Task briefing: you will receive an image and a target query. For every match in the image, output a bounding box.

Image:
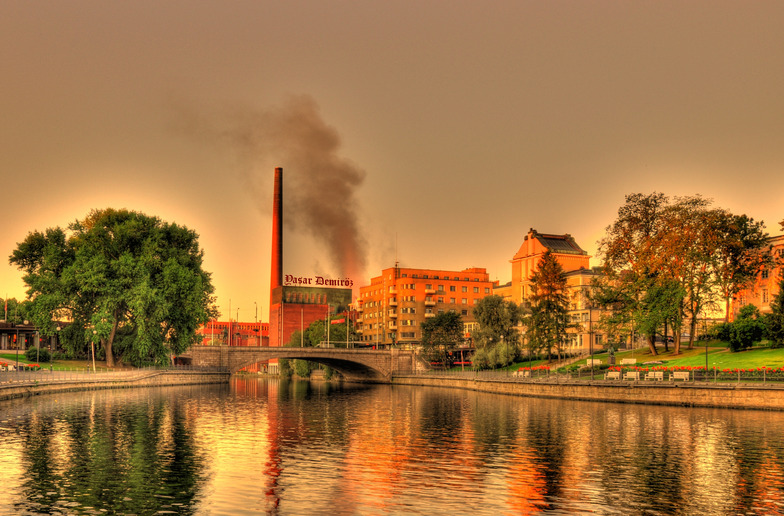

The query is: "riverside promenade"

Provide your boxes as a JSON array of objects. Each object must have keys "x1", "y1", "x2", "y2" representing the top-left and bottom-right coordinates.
[
  {"x1": 0, "y1": 367, "x2": 229, "y2": 401},
  {"x1": 393, "y1": 371, "x2": 784, "y2": 411},
  {"x1": 5, "y1": 365, "x2": 784, "y2": 411}
]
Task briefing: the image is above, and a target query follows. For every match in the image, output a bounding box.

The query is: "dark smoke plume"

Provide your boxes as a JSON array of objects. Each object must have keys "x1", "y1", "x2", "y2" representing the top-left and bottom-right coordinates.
[{"x1": 171, "y1": 95, "x2": 367, "y2": 281}]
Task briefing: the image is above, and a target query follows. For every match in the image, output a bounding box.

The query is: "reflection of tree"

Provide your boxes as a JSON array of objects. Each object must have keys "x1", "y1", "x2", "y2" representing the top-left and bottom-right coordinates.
[{"x1": 17, "y1": 389, "x2": 209, "y2": 514}]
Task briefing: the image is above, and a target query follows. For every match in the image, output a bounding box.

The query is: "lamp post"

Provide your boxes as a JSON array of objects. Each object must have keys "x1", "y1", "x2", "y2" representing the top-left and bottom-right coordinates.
[{"x1": 91, "y1": 330, "x2": 97, "y2": 373}]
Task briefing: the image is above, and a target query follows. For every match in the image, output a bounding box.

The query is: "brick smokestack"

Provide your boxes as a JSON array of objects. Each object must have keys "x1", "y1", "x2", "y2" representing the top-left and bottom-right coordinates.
[{"x1": 270, "y1": 167, "x2": 283, "y2": 293}]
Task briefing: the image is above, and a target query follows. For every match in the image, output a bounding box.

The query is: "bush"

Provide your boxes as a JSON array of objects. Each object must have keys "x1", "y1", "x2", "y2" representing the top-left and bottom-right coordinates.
[
  {"x1": 729, "y1": 305, "x2": 765, "y2": 352},
  {"x1": 25, "y1": 347, "x2": 51, "y2": 363}
]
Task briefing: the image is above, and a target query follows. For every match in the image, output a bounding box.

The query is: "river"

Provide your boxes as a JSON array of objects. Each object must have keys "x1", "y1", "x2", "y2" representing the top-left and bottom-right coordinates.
[{"x1": 2, "y1": 377, "x2": 784, "y2": 515}]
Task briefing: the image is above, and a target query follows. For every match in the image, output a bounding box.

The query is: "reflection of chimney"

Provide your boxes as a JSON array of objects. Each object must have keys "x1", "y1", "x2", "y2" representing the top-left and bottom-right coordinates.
[{"x1": 271, "y1": 167, "x2": 283, "y2": 292}]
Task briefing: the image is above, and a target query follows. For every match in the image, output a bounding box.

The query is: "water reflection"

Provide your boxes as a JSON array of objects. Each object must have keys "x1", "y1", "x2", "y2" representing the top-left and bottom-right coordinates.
[{"x1": 2, "y1": 379, "x2": 784, "y2": 514}]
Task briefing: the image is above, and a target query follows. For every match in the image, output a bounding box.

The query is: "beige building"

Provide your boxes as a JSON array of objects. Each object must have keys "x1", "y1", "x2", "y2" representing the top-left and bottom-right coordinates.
[
  {"x1": 504, "y1": 229, "x2": 607, "y2": 354},
  {"x1": 731, "y1": 234, "x2": 784, "y2": 320}
]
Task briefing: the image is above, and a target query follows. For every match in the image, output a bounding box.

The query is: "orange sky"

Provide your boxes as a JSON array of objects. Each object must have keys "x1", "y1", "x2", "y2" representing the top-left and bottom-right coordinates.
[{"x1": 2, "y1": 1, "x2": 783, "y2": 322}]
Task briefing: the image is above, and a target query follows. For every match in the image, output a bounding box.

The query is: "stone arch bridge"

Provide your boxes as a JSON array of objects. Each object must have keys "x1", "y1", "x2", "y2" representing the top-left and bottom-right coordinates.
[{"x1": 179, "y1": 346, "x2": 427, "y2": 381}]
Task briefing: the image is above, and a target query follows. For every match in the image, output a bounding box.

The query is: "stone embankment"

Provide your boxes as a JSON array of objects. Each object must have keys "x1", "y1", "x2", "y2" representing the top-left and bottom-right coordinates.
[
  {"x1": 0, "y1": 369, "x2": 229, "y2": 401},
  {"x1": 391, "y1": 374, "x2": 784, "y2": 411}
]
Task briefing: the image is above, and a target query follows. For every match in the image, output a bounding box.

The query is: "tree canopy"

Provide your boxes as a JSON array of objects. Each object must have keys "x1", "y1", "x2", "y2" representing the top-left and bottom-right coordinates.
[
  {"x1": 420, "y1": 311, "x2": 464, "y2": 365},
  {"x1": 596, "y1": 193, "x2": 770, "y2": 354},
  {"x1": 9, "y1": 208, "x2": 217, "y2": 366},
  {"x1": 471, "y1": 295, "x2": 522, "y2": 368}
]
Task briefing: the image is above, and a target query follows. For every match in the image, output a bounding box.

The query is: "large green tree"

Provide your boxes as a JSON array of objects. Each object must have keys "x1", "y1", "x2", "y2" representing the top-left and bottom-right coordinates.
[
  {"x1": 597, "y1": 192, "x2": 770, "y2": 355},
  {"x1": 9, "y1": 208, "x2": 217, "y2": 366},
  {"x1": 713, "y1": 214, "x2": 771, "y2": 322},
  {"x1": 420, "y1": 311, "x2": 464, "y2": 366},
  {"x1": 522, "y1": 250, "x2": 570, "y2": 361},
  {"x1": 471, "y1": 295, "x2": 522, "y2": 368}
]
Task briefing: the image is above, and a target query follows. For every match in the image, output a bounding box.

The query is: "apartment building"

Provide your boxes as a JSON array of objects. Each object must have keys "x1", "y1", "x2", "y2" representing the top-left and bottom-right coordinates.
[
  {"x1": 356, "y1": 266, "x2": 494, "y2": 347},
  {"x1": 731, "y1": 234, "x2": 784, "y2": 320}
]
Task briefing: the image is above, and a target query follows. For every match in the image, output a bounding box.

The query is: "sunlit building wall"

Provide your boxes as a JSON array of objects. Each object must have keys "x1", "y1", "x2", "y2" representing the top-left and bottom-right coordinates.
[
  {"x1": 356, "y1": 266, "x2": 494, "y2": 348},
  {"x1": 508, "y1": 228, "x2": 606, "y2": 354},
  {"x1": 731, "y1": 234, "x2": 784, "y2": 320}
]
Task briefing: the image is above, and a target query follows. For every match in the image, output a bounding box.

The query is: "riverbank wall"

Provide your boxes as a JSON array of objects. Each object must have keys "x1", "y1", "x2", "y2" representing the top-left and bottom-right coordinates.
[
  {"x1": 391, "y1": 375, "x2": 784, "y2": 411},
  {"x1": 0, "y1": 370, "x2": 230, "y2": 402}
]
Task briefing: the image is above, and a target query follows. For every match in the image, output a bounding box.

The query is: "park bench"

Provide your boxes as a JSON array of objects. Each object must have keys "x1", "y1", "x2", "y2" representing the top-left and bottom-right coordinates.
[
  {"x1": 670, "y1": 371, "x2": 690, "y2": 382},
  {"x1": 513, "y1": 370, "x2": 530, "y2": 377},
  {"x1": 624, "y1": 371, "x2": 640, "y2": 381},
  {"x1": 605, "y1": 371, "x2": 621, "y2": 380},
  {"x1": 645, "y1": 371, "x2": 664, "y2": 381},
  {"x1": 620, "y1": 358, "x2": 637, "y2": 365},
  {"x1": 587, "y1": 359, "x2": 602, "y2": 366}
]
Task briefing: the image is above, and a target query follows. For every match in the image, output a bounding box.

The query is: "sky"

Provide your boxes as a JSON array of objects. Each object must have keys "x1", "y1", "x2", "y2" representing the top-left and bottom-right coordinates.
[{"x1": 2, "y1": 1, "x2": 784, "y2": 323}]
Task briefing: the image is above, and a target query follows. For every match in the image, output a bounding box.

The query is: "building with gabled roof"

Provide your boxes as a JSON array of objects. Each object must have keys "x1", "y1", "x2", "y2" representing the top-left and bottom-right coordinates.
[
  {"x1": 510, "y1": 228, "x2": 591, "y2": 305},
  {"x1": 504, "y1": 228, "x2": 607, "y2": 355}
]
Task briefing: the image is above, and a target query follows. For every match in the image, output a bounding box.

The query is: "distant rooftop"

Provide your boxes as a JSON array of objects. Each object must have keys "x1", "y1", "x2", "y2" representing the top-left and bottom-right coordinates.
[{"x1": 514, "y1": 229, "x2": 587, "y2": 260}]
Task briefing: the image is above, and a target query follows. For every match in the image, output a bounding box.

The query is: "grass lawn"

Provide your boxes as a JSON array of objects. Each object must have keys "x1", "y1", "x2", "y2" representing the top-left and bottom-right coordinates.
[
  {"x1": 577, "y1": 342, "x2": 784, "y2": 370},
  {"x1": 0, "y1": 352, "x2": 92, "y2": 370}
]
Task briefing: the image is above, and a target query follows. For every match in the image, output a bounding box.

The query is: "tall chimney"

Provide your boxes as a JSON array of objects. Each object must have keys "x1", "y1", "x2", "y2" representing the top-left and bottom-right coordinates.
[{"x1": 271, "y1": 167, "x2": 283, "y2": 292}]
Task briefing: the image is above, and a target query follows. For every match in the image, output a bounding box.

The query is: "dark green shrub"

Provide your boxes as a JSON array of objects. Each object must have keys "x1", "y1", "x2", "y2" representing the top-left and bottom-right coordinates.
[
  {"x1": 729, "y1": 305, "x2": 765, "y2": 352},
  {"x1": 25, "y1": 346, "x2": 51, "y2": 363}
]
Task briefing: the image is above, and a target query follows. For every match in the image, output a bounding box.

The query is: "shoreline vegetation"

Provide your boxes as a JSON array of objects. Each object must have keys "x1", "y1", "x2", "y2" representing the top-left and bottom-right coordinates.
[{"x1": 5, "y1": 342, "x2": 784, "y2": 410}]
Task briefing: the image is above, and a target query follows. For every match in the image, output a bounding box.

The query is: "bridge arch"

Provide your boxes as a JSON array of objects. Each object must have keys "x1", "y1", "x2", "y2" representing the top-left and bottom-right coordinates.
[{"x1": 180, "y1": 346, "x2": 424, "y2": 381}]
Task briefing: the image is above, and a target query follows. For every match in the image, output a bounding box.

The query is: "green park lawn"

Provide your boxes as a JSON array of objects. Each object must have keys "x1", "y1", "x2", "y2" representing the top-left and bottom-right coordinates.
[
  {"x1": 572, "y1": 342, "x2": 784, "y2": 370},
  {"x1": 0, "y1": 353, "x2": 92, "y2": 371}
]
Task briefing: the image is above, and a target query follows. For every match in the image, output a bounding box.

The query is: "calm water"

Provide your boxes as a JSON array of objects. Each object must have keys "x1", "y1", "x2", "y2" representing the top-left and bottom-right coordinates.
[{"x1": 2, "y1": 378, "x2": 784, "y2": 515}]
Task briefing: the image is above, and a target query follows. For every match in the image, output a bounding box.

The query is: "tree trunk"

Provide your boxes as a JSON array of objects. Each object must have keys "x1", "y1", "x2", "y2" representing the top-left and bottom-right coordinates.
[
  {"x1": 647, "y1": 334, "x2": 658, "y2": 355},
  {"x1": 725, "y1": 296, "x2": 731, "y2": 323},
  {"x1": 688, "y1": 314, "x2": 697, "y2": 350},
  {"x1": 104, "y1": 317, "x2": 119, "y2": 368},
  {"x1": 663, "y1": 321, "x2": 670, "y2": 352},
  {"x1": 674, "y1": 328, "x2": 682, "y2": 355}
]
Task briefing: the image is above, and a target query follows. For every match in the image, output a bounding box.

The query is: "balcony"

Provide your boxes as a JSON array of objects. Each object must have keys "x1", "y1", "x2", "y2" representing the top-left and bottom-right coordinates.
[
  {"x1": 388, "y1": 287, "x2": 398, "y2": 294},
  {"x1": 424, "y1": 288, "x2": 436, "y2": 295},
  {"x1": 388, "y1": 298, "x2": 398, "y2": 306},
  {"x1": 388, "y1": 310, "x2": 398, "y2": 318},
  {"x1": 424, "y1": 313, "x2": 436, "y2": 318},
  {"x1": 424, "y1": 298, "x2": 436, "y2": 306},
  {"x1": 388, "y1": 323, "x2": 398, "y2": 330}
]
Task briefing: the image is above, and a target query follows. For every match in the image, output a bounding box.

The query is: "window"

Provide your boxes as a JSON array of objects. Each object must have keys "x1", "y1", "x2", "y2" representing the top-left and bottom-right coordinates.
[
  {"x1": 762, "y1": 270, "x2": 769, "y2": 279},
  {"x1": 450, "y1": 286, "x2": 456, "y2": 292},
  {"x1": 426, "y1": 284, "x2": 432, "y2": 290},
  {"x1": 462, "y1": 298, "x2": 467, "y2": 304},
  {"x1": 763, "y1": 289, "x2": 769, "y2": 303},
  {"x1": 438, "y1": 285, "x2": 445, "y2": 292},
  {"x1": 450, "y1": 297, "x2": 456, "y2": 304},
  {"x1": 462, "y1": 286, "x2": 468, "y2": 293},
  {"x1": 438, "y1": 297, "x2": 444, "y2": 303},
  {"x1": 473, "y1": 287, "x2": 479, "y2": 293},
  {"x1": 412, "y1": 274, "x2": 418, "y2": 278},
  {"x1": 461, "y1": 310, "x2": 468, "y2": 316},
  {"x1": 484, "y1": 287, "x2": 490, "y2": 294}
]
